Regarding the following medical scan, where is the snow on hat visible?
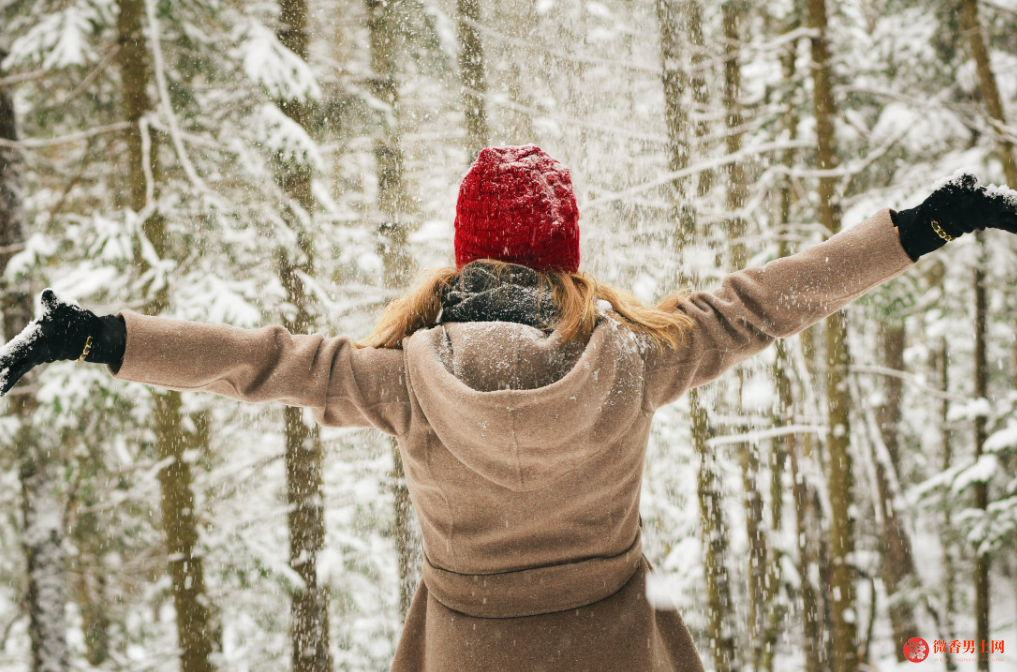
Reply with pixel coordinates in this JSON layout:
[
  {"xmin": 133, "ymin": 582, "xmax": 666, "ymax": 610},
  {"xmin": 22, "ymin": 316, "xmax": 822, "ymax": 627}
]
[{"xmin": 454, "ymin": 145, "xmax": 580, "ymax": 273}]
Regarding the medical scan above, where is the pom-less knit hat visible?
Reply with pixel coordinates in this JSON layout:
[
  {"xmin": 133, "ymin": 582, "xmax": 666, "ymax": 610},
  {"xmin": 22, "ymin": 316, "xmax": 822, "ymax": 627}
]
[{"xmin": 454, "ymin": 145, "xmax": 580, "ymax": 273}]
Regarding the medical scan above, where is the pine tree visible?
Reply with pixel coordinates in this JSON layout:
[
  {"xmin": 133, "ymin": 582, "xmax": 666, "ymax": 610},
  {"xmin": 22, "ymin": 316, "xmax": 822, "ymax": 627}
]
[
  {"xmin": 959, "ymin": 9, "xmax": 1012, "ymax": 666},
  {"xmin": 806, "ymin": 1, "xmax": 859, "ymax": 670},
  {"xmin": 457, "ymin": 0, "xmax": 489, "ymax": 160},
  {"xmin": 657, "ymin": 3, "xmax": 736, "ymax": 670},
  {"xmin": 972, "ymin": 231, "xmax": 991, "ymax": 672},
  {"xmin": 760, "ymin": 24, "xmax": 802, "ymax": 672},
  {"xmin": 366, "ymin": 0, "xmax": 419, "ymax": 619},
  {"xmin": 1, "ymin": 34, "xmax": 70, "ymax": 672},
  {"xmin": 875, "ymin": 320, "xmax": 919, "ymax": 658},
  {"xmin": 960, "ymin": 0, "xmax": 1017, "ymax": 187},
  {"xmin": 932, "ymin": 277, "xmax": 959, "ymax": 672},
  {"xmin": 116, "ymin": 2, "xmax": 216, "ymax": 670},
  {"xmin": 719, "ymin": 6, "xmax": 769, "ymax": 664},
  {"xmin": 269, "ymin": 3, "xmax": 335, "ymax": 670}
]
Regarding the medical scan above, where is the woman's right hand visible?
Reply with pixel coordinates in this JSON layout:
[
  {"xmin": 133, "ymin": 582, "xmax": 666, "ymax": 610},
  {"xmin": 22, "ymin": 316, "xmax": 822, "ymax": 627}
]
[
  {"xmin": 0, "ymin": 289, "xmax": 125, "ymax": 396},
  {"xmin": 893, "ymin": 172, "xmax": 1017, "ymax": 260}
]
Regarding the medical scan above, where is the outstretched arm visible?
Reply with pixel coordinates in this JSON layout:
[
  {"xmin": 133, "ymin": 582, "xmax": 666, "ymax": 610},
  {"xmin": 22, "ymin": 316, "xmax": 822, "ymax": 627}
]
[
  {"xmin": 644, "ymin": 172, "xmax": 1017, "ymax": 410},
  {"xmin": 643, "ymin": 208, "xmax": 913, "ymax": 408},
  {"xmin": 107, "ymin": 311, "xmax": 410, "ymax": 434},
  {"xmin": 0, "ymin": 294, "xmax": 410, "ymax": 435}
]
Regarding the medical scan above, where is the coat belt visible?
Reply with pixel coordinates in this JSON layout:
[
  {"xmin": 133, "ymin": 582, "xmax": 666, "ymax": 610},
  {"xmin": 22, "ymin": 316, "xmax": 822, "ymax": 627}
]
[{"xmin": 420, "ymin": 528, "xmax": 644, "ymax": 618}]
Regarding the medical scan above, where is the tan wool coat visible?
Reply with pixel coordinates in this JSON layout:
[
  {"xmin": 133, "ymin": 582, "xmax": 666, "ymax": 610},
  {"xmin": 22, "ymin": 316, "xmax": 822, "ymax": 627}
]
[{"xmin": 107, "ymin": 209, "xmax": 915, "ymax": 671}]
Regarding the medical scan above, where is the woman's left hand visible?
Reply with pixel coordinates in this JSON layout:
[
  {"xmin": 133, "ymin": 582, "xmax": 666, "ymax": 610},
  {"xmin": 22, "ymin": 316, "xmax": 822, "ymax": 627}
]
[{"xmin": 0, "ymin": 289, "xmax": 125, "ymax": 396}]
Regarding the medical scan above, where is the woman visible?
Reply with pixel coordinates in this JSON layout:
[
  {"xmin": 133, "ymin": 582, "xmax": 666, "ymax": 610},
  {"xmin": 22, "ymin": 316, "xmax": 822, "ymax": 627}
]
[{"xmin": 2, "ymin": 145, "xmax": 1016, "ymax": 671}]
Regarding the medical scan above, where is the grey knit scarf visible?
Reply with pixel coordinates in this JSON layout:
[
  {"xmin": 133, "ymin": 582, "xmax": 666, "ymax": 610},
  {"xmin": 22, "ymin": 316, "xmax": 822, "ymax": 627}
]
[{"xmin": 439, "ymin": 262, "xmax": 559, "ymax": 332}]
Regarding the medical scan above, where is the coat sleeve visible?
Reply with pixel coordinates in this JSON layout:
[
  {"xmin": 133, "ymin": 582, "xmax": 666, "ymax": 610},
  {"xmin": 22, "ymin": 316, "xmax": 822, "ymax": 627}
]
[
  {"xmin": 106, "ymin": 312, "xmax": 411, "ymax": 436},
  {"xmin": 643, "ymin": 208, "xmax": 916, "ymax": 409}
]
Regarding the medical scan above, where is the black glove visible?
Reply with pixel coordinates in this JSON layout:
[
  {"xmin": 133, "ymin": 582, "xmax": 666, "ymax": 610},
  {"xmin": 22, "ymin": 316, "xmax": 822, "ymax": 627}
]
[
  {"xmin": 0, "ymin": 289, "xmax": 126, "ymax": 396},
  {"xmin": 891, "ymin": 172, "xmax": 1017, "ymax": 261}
]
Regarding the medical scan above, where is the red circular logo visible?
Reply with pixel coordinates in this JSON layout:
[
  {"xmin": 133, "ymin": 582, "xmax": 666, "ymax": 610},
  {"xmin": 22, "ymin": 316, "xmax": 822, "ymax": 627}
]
[{"xmin": 904, "ymin": 637, "xmax": 929, "ymax": 663}]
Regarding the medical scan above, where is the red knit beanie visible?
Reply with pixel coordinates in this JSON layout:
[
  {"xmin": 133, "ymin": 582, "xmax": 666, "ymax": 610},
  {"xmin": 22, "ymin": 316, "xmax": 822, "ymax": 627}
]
[{"xmin": 454, "ymin": 145, "xmax": 580, "ymax": 273}]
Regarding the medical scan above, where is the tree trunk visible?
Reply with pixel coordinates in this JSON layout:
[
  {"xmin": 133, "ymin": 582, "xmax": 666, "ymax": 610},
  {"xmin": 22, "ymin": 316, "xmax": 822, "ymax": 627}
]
[
  {"xmin": 19, "ymin": 452, "xmax": 70, "ymax": 672},
  {"xmin": 657, "ymin": 3, "xmax": 736, "ymax": 670},
  {"xmin": 283, "ymin": 406, "xmax": 330, "ymax": 672},
  {"xmin": 456, "ymin": 0, "xmax": 489, "ymax": 161},
  {"xmin": 806, "ymin": 2, "xmax": 857, "ymax": 670},
  {"xmin": 390, "ymin": 443, "xmax": 416, "ymax": 619},
  {"xmin": 274, "ymin": 3, "xmax": 334, "ymax": 670},
  {"xmin": 721, "ymin": 2, "xmax": 748, "ymax": 247},
  {"xmin": 972, "ymin": 231, "xmax": 990, "ymax": 672},
  {"xmin": 875, "ymin": 323, "xmax": 918, "ymax": 659},
  {"xmin": 686, "ymin": 0, "xmax": 713, "ymax": 196},
  {"xmin": 760, "ymin": 36, "xmax": 802, "ymax": 671},
  {"xmin": 935, "ymin": 334, "xmax": 958, "ymax": 672},
  {"xmin": 70, "ymin": 459, "xmax": 112, "ymax": 666},
  {"xmin": 721, "ymin": 7, "xmax": 767, "ymax": 663},
  {"xmin": 762, "ymin": 339, "xmax": 791, "ymax": 672},
  {"xmin": 656, "ymin": 0, "xmax": 695, "ymax": 241},
  {"xmin": 960, "ymin": 6, "xmax": 1014, "ymax": 648},
  {"xmin": 1, "ymin": 34, "xmax": 71, "ymax": 672},
  {"xmin": 154, "ymin": 393, "xmax": 215, "ymax": 672},
  {"xmin": 960, "ymin": 0, "xmax": 1017, "ymax": 187},
  {"xmin": 799, "ymin": 323, "xmax": 823, "ymax": 403},
  {"xmin": 117, "ymin": 2, "xmax": 216, "ymax": 670},
  {"xmin": 118, "ymin": 0, "xmax": 155, "ymax": 217},
  {"xmin": 367, "ymin": 0, "xmax": 419, "ymax": 619},
  {"xmin": 739, "ymin": 437, "xmax": 766, "ymax": 660},
  {"xmin": 501, "ymin": 0, "xmax": 536, "ymax": 146},
  {"xmin": 790, "ymin": 435, "xmax": 825, "ymax": 672},
  {"xmin": 693, "ymin": 392, "xmax": 737, "ymax": 672},
  {"xmin": 75, "ymin": 568, "xmax": 110, "ymax": 666}
]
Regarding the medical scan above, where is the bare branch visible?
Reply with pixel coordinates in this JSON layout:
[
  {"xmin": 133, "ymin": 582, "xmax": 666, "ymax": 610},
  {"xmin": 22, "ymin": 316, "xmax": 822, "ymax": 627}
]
[
  {"xmin": 39, "ymin": 45, "xmax": 120, "ymax": 112},
  {"xmin": 0, "ymin": 122, "xmax": 130, "ymax": 149}
]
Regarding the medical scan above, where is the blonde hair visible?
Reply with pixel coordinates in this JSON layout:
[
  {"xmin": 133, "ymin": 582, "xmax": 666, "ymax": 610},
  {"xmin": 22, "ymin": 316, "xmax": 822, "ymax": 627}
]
[{"xmin": 356, "ymin": 259, "xmax": 695, "ymax": 351}]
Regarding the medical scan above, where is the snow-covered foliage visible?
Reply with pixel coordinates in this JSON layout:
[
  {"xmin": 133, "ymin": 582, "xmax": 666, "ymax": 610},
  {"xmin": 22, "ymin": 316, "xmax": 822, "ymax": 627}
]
[
  {"xmin": 0, "ymin": 0, "xmax": 1016, "ymax": 670},
  {"xmin": 239, "ymin": 20, "xmax": 323, "ymax": 103},
  {"xmin": 1, "ymin": 2, "xmax": 108, "ymax": 71}
]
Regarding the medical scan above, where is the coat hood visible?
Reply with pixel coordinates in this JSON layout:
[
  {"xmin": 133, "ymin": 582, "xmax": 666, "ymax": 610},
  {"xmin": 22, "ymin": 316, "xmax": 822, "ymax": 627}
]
[{"xmin": 403, "ymin": 318, "xmax": 649, "ymax": 492}]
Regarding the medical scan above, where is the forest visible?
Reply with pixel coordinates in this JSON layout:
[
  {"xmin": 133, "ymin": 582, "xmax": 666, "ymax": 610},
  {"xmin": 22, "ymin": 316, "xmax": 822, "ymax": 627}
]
[{"xmin": 1, "ymin": 0, "xmax": 1017, "ymax": 670}]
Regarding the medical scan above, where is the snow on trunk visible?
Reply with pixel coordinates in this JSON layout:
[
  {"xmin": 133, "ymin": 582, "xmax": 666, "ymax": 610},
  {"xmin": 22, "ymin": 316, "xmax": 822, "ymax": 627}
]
[{"xmin": 21, "ymin": 460, "xmax": 70, "ymax": 672}]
